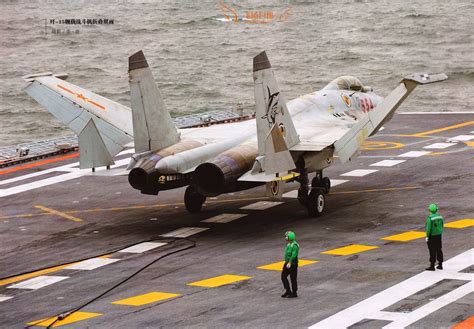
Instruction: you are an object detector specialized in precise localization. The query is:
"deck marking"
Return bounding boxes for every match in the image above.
[369,160,406,167]
[0,157,131,198]
[7,275,69,290]
[64,258,119,270]
[112,292,181,306]
[202,213,247,223]
[309,249,474,329]
[398,151,432,157]
[445,219,474,229]
[0,295,13,302]
[0,153,79,175]
[35,205,83,222]
[340,169,378,177]
[119,242,167,253]
[27,311,102,327]
[410,121,474,137]
[449,135,474,141]
[423,142,457,149]
[240,201,284,210]
[257,259,318,271]
[452,316,474,329]
[187,274,252,288]
[160,227,209,238]
[321,244,379,256]
[381,231,425,242]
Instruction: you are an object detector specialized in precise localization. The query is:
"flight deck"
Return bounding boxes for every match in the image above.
[0,113,473,328]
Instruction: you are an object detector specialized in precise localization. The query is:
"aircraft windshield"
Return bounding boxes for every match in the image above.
[327,76,364,91]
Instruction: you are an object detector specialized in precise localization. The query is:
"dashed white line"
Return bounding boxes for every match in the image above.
[370,160,406,167]
[423,142,457,149]
[119,242,167,253]
[201,213,247,223]
[65,258,120,270]
[309,248,474,329]
[341,169,378,177]
[7,275,69,290]
[0,295,13,302]
[240,201,284,210]
[449,135,474,141]
[398,151,432,157]
[160,227,209,238]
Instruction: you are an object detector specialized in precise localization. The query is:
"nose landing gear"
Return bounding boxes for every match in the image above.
[298,170,331,217]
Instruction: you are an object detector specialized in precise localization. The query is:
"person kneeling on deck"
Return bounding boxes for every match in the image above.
[425,203,444,271]
[282,231,299,298]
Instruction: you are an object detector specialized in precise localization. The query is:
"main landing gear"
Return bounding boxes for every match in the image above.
[297,169,331,217]
[184,185,206,213]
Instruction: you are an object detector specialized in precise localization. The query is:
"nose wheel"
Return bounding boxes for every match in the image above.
[184,185,206,213]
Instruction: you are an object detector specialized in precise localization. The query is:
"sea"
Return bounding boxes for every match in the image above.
[0,0,472,146]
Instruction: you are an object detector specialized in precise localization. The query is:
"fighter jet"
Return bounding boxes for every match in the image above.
[23,51,447,216]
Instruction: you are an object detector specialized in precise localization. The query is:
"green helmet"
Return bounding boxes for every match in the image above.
[285,231,295,241]
[429,203,438,213]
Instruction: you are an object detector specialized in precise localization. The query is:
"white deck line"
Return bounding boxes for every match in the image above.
[369,160,406,167]
[119,242,167,253]
[340,169,378,177]
[0,295,13,302]
[160,227,209,238]
[448,135,474,141]
[398,151,432,157]
[65,258,120,270]
[7,275,69,290]
[423,142,457,149]
[201,213,247,223]
[240,201,284,210]
[309,248,474,329]
[0,158,130,198]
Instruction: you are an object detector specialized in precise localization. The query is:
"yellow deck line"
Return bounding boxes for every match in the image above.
[27,311,102,327]
[410,121,474,137]
[381,231,425,242]
[321,244,379,256]
[112,292,181,306]
[187,274,252,288]
[35,205,83,222]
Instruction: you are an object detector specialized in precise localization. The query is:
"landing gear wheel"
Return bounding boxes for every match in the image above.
[307,190,325,217]
[184,185,206,213]
[322,177,331,194]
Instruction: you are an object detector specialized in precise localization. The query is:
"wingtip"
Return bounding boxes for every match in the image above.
[129,50,148,71]
[253,51,271,72]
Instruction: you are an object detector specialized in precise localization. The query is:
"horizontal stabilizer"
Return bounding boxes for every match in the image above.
[334,73,448,163]
[79,119,115,169]
[23,75,134,168]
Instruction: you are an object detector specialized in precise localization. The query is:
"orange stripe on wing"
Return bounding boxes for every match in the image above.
[87,99,106,111]
[57,84,76,95]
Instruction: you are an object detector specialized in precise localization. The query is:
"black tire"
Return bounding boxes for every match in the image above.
[184,185,206,213]
[307,190,325,217]
[322,177,331,194]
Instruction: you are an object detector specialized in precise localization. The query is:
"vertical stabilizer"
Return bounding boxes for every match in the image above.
[253,51,299,156]
[129,50,180,153]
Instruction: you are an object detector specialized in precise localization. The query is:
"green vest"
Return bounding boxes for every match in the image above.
[425,213,444,237]
[284,241,299,264]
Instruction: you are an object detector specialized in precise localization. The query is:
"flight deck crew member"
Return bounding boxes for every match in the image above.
[281,231,299,298]
[425,203,444,271]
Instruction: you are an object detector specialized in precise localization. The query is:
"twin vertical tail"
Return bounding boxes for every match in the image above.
[128,50,180,154]
[252,51,299,175]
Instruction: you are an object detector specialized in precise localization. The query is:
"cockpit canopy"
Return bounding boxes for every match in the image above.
[324,76,371,92]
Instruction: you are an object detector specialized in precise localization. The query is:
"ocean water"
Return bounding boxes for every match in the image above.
[0,0,472,146]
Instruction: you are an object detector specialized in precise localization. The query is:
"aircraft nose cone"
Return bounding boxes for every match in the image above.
[128,167,148,190]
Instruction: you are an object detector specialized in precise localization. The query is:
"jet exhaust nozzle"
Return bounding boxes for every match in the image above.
[193,144,258,196]
[127,157,160,190]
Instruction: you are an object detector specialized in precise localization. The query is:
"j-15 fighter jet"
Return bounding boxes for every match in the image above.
[23,51,447,216]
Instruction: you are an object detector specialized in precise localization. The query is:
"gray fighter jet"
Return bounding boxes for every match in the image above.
[23,51,447,216]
